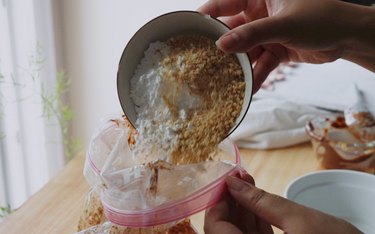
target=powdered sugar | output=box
[130,41,201,162]
[129,35,245,165]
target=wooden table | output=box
[0,142,320,233]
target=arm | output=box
[343,0,375,6]
[199,0,375,92]
[340,3,375,72]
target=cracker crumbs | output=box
[110,115,138,148]
[77,190,106,231]
[108,219,196,234]
[162,35,245,164]
[130,34,245,165]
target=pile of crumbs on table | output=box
[130,34,245,165]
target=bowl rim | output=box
[284,169,375,233]
[284,169,375,199]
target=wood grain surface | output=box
[0,143,320,234]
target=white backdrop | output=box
[59,1,207,147]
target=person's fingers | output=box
[226,176,363,233]
[205,199,230,223]
[226,176,301,230]
[216,16,292,53]
[235,172,273,233]
[255,216,274,234]
[239,170,255,185]
[236,201,257,232]
[204,196,242,234]
[198,0,249,18]
[220,12,247,29]
[204,207,243,233]
[248,46,264,63]
[252,50,280,93]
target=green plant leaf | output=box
[0,204,12,218]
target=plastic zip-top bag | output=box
[76,115,244,233]
[77,187,106,231]
[101,138,242,228]
[84,116,137,187]
[77,115,136,231]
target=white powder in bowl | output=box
[130,41,202,162]
[130,35,245,165]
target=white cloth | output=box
[256,59,375,113]
[231,98,336,149]
[231,59,375,149]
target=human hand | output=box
[204,173,273,234]
[198,0,375,92]
[204,174,362,234]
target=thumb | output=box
[216,16,291,53]
[226,176,300,230]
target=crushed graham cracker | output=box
[162,35,245,165]
[77,189,106,231]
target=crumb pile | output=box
[77,190,106,231]
[130,35,245,165]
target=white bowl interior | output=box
[117,11,253,136]
[285,170,375,233]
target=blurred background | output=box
[0,0,374,221]
[0,0,206,217]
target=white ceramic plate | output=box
[285,170,375,233]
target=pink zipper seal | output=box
[102,140,243,227]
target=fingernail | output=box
[216,32,239,52]
[226,176,249,191]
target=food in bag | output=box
[76,219,196,234]
[100,131,241,228]
[77,116,137,231]
[78,24,248,232]
[77,188,106,231]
